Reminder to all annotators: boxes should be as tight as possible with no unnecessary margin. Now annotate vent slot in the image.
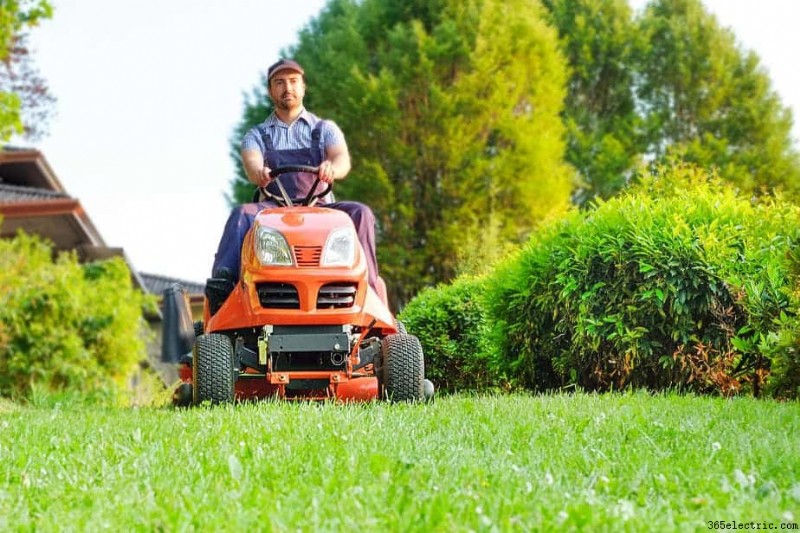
[318,283,357,309]
[294,246,321,267]
[257,283,299,309]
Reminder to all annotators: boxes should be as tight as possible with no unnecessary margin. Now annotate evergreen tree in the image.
[637,0,800,197]
[543,0,800,202]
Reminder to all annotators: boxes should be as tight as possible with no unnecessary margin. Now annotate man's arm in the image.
[241,148,271,188]
[319,142,351,184]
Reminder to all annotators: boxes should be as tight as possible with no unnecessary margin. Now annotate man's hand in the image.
[318,160,336,184]
[257,166,272,188]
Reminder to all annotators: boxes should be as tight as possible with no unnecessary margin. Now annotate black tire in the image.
[394,319,407,334]
[193,320,204,338]
[193,333,235,404]
[380,333,424,402]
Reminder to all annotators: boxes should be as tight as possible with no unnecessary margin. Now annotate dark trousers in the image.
[212,201,379,290]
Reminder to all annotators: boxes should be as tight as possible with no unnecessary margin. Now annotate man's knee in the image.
[235,203,264,218]
[337,201,375,227]
[352,205,375,227]
[223,203,265,235]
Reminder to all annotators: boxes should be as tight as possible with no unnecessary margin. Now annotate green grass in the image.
[0,393,798,531]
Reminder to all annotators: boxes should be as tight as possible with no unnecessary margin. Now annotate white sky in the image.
[25,0,800,284]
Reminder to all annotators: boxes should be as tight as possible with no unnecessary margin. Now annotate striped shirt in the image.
[240,108,346,155]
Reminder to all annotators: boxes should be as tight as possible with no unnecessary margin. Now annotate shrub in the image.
[399,276,503,393]
[486,164,800,397]
[0,231,153,403]
[763,247,800,398]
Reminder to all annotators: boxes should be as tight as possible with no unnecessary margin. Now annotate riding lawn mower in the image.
[162,166,433,405]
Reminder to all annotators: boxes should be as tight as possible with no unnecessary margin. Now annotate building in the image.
[0,146,137,270]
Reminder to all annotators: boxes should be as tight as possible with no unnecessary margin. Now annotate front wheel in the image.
[380,334,425,402]
[193,333,235,405]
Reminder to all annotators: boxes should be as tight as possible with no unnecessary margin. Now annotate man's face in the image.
[269,70,305,112]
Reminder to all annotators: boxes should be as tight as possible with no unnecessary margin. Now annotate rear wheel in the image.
[193,333,235,404]
[380,333,424,402]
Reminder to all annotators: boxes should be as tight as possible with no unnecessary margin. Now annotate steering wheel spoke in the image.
[261,165,332,207]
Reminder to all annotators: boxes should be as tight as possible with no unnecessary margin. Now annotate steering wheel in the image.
[254,165,333,207]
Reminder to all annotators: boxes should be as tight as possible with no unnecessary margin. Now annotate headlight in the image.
[254,226,293,266]
[322,227,356,267]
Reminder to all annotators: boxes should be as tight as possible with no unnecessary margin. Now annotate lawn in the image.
[0,393,798,531]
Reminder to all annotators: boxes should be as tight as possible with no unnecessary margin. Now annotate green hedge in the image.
[398,276,503,393]
[486,165,800,397]
[765,247,800,398]
[0,231,152,403]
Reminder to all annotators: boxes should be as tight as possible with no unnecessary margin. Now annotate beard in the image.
[274,92,300,111]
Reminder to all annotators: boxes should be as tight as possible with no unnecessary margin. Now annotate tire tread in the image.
[194,333,234,404]
[381,333,424,401]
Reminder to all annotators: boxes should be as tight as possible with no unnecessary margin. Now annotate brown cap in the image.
[267,59,304,81]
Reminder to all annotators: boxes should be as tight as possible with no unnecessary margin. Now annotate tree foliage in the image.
[231,0,800,306]
[231,0,572,306]
[0,230,152,403]
[544,0,800,204]
[0,0,54,141]
[637,0,800,197]
[542,0,645,205]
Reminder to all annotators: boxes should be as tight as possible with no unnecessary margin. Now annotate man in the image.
[208,59,379,312]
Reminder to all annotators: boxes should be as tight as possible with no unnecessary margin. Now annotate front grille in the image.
[257,283,299,309]
[294,246,322,267]
[318,283,357,309]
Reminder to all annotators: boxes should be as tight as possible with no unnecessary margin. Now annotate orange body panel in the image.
[204,207,395,332]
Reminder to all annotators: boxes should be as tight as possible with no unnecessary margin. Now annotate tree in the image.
[231,0,572,306]
[0,0,54,142]
[637,0,800,198]
[542,0,800,204]
[542,0,645,206]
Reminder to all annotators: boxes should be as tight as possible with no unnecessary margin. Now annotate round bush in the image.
[0,231,152,403]
[486,165,800,397]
